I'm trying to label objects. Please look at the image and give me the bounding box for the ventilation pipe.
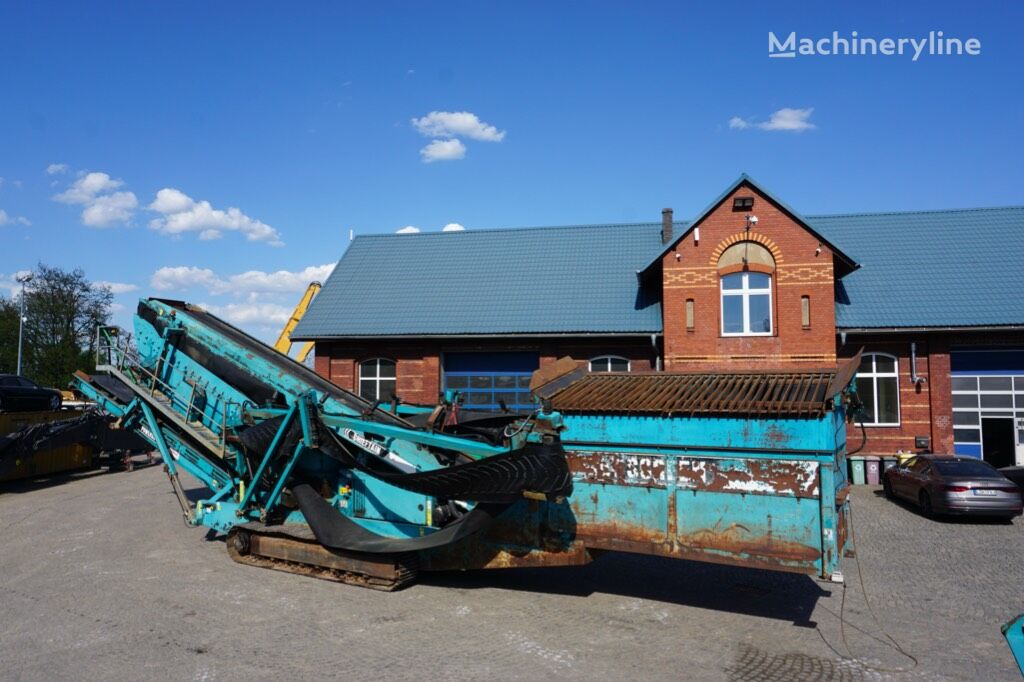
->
[652,334,662,371]
[910,342,926,385]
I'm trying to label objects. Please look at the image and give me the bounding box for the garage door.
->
[951,349,1024,467]
[443,352,538,412]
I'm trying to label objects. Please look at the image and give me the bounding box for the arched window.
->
[856,353,900,426]
[589,355,630,372]
[358,358,396,401]
[720,272,772,336]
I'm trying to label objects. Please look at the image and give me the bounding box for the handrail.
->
[94,326,235,450]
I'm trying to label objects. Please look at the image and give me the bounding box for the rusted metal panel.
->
[568,451,668,488]
[675,458,819,498]
[566,450,819,498]
[548,368,839,418]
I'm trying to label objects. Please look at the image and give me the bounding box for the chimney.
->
[661,208,673,244]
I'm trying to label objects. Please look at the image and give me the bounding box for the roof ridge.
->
[353,220,688,240]
[806,205,1024,219]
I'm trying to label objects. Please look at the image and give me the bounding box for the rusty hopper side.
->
[522,355,859,580]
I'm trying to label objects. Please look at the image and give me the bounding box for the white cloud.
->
[759,107,815,132]
[0,209,31,227]
[150,263,335,297]
[151,266,222,292]
[442,223,465,232]
[420,138,466,163]
[53,171,138,227]
[147,187,283,246]
[202,302,294,326]
[149,187,194,214]
[54,171,123,204]
[81,191,139,227]
[727,108,816,133]
[411,111,506,142]
[46,163,69,175]
[396,225,421,234]
[94,280,138,294]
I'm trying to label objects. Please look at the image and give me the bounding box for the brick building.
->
[293,175,1024,468]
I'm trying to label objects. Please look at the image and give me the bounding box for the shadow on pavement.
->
[421,550,830,625]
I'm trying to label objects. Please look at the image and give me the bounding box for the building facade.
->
[294,175,1024,468]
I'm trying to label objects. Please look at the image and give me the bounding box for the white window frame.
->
[858,353,901,427]
[589,355,631,372]
[358,358,396,401]
[720,272,773,337]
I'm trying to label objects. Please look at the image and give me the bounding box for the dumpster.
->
[865,456,881,485]
[881,456,899,471]
[850,456,866,485]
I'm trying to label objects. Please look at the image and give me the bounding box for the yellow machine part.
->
[274,281,321,362]
[0,410,95,483]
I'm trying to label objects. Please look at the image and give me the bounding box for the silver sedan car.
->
[882,455,1023,519]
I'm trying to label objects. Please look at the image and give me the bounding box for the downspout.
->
[910,342,926,385]
[652,333,662,371]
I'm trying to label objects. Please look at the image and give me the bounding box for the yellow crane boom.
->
[274,281,321,362]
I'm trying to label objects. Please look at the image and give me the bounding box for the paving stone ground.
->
[0,464,1021,681]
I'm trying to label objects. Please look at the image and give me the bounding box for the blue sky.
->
[1,2,1020,339]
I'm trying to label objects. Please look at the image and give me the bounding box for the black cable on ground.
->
[837,501,919,674]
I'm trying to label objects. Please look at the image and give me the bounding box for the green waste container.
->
[882,456,899,472]
[850,456,866,485]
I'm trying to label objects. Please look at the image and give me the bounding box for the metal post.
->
[15,272,33,375]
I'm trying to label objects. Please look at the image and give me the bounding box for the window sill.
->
[721,332,774,338]
[861,423,902,428]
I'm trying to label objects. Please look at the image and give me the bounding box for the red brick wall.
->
[837,338,941,456]
[662,182,837,371]
[314,337,656,405]
[839,331,1024,456]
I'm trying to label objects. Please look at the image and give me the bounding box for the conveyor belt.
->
[144,300,409,426]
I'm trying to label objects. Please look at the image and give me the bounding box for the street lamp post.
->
[15,272,33,376]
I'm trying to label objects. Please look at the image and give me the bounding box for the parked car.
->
[0,374,63,413]
[1000,466,1024,492]
[882,454,1023,519]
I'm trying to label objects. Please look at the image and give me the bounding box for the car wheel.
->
[49,394,61,411]
[883,477,895,499]
[919,490,934,518]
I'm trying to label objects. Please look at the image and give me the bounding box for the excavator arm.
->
[273,281,321,361]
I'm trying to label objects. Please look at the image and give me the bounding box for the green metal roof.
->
[293,194,1024,338]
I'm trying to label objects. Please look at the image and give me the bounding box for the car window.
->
[933,459,998,477]
[16,378,38,388]
[910,459,930,473]
[900,457,917,470]
[0,377,17,387]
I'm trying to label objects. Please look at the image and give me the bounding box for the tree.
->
[0,297,19,373]
[3,264,114,388]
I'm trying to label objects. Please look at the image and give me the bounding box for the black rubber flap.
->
[292,483,500,553]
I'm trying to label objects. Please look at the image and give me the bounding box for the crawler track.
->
[225,523,418,591]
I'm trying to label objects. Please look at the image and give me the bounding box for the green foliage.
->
[0,264,113,388]
[0,297,19,373]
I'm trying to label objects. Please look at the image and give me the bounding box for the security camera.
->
[747,215,758,226]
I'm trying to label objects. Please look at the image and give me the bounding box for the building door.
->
[950,349,1024,459]
[442,352,539,412]
[981,418,1015,468]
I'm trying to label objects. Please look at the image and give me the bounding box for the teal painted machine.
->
[72,298,858,589]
